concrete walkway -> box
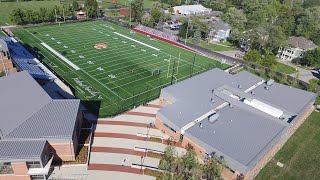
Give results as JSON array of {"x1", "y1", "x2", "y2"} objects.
[
  {"x1": 130, "y1": 106, "x2": 160, "y2": 114},
  {"x1": 92, "y1": 137, "x2": 186, "y2": 156},
  {"x1": 94, "y1": 124, "x2": 166, "y2": 138},
  {"x1": 49, "y1": 166, "x2": 155, "y2": 180},
  {"x1": 90, "y1": 152, "x2": 160, "y2": 168}
]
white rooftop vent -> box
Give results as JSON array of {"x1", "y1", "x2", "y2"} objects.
[
  {"x1": 251, "y1": 91, "x2": 255, "y2": 95},
  {"x1": 208, "y1": 113, "x2": 219, "y2": 124},
  {"x1": 210, "y1": 98, "x2": 215, "y2": 103},
  {"x1": 265, "y1": 86, "x2": 269, "y2": 90},
  {"x1": 267, "y1": 79, "x2": 275, "y2": 86},
  {"x1": 238, "y1": 84, "x2": 242, "y2": 89},
  {"x1": 229, "y1": 103, "x2": 233, "y2": 108},
  {"x1": 199, "y1": 123, "x2": 204, "y2": 129}
]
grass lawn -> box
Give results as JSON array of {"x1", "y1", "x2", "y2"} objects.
[
  {"x1": 273, "y1": 62, "x2": 297, "y2": 74},
  {"x1": 255, "y1": 111, "x2": 320, "y2": 180},
  {"x1": 0, "y1": 31, "x2": 6, "y2": 36},
  {"x1": 186, "y1": 38, "x2": 235, "y2": 52},
  {"x1": 0, "y1": 1, "x2": 62, "y2": 26},
  {"x1": 13, "y1": 21, "x2": 228, "y2": 117},
  {"x1": 316, "y1": 96, "x2": 320, "y2": 105}
]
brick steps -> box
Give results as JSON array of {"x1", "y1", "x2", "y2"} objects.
[
  {"x1": 96, "y1": 120, "x2": 156, "y2": 129},
  {"x1": 124, "y1": 112, "x2": 156, "y2": 117}
]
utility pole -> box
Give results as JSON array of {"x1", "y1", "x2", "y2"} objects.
[
  {"x1": 63, "y1": 6, "x2": 65, "y2": 23},
  {"x1": 185, "y1": 15, "x2": 191, "y2": 45},
  {"x1": 55, "y1": 9, "x2": 58, "y2": 23},
  {"x1": 129, "y1": 0, "x2": 132, "y2": 28}
]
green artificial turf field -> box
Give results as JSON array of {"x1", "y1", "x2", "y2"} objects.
[{"x1": 13, "y1": 21, "x2": 229, "y2": 116}]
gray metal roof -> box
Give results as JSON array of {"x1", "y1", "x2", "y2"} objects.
[
  {"x1": 186, "y1": 106, "x2": 286, "y2": 173},
  {"x1": 0, "y1": 71, "x2": 80, "y2": 140},
  {"x1": 158, "y1": 68, "x2": 317, "y2": 173},
  {"x1": 0, "y1": 71, "x2": 52, "y2": 138},
  {"x1": 5, "y1": 100, "x2": 80, "y2": 140},
  {"x1": 0, "y1": 140, "x2": 46, "y2": 162}
]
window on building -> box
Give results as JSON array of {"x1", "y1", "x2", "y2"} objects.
[
  {"x1": 31, "y1": 175, "x2": 45, "y2": 180},
  {"x1": 0, "y1": 162, "x2": 13, "y2": 174},
  {"x1": 179, "y1": 134, "x2": 184, "y2": 142},
  {"x1": 163, "y1": 123, "x2": 176, "y2": 133},
  {"x1": 27, "y1": 161, "x2": 41, "y2": 169}
]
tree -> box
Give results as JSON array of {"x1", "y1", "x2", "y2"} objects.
[
  {"x1": 295, "y1": 7, "x2": 320, "y2": 38},
  {"x1": 179, "y1": 147, "x2": 201, "y2": 179},
  {"x1": 178, "y1": 22, "x2": 193, "y2": 38},
  {"x1": 141, "y1": 13, "x2": 151, "y2": 26},
  {"x1": 85, "y1": 0, "x2": 98, "y2": 18},
  {"x1": 10, "y1": 9, "x2": 26, "y2": 25},
  {"x1": 205, "y1": 0, "x2": 227, "y2": 11},
  {"x1": 266, "y1": 25, "x2": 287, "y2": 52},
  {"x1": 261, "y1": 54, "x2": 277, "y2": 69},
  {"x1": 25, "y1": 10, "x2": 36, "y2": 24},
  {"x1": 72, "y1": 1, "x2": 79, "y2": 10},
  {"x1": 221, "y1": 7, "x2": 247, "y2": 32},
  {"x1": 244, "y1": 50, "x2": 261, "y2": 63},
  {"x1": 302, "y1": 48, "x2": 320, "y2": 66},
  {"x1": 131, "y1": 0, "x2": 144, "y2": 22},
  {"x1": 308, "y1": 79, "x2": 320, "y2": 93},
  {"x1": 150, "y1": 2, "x2": 163, "y2": 23},
  {"x1": 202, "y1": 156, "x2": 223, "y2": 180},
  {"x1": 168, "y1": 7, "x2": 174, "y2": 14},
  {"x1": 192, "y1": 29, "x2": 201, "y2": 45}
]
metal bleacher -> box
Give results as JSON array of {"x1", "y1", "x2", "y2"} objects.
[
  {"x1": 134, "y1": 25, "x2": 179, "y2": 42},
  {"x1": 0, "y1": 36, "x2": 56, "y2": 81}
]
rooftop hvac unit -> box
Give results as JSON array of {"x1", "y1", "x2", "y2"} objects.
[
  {"x1": 151, "y1": 68, "x2": 160, "y2": 76},
  {"x1": 267, "y1": 79, "x2": 275, "y2": 86},
  {"x1": 208, "y1": 113, "x2": 219, "y2": 124}
]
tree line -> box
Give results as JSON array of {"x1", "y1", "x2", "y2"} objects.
[
  {"x1": 10, "y1": 0, "x2": 98, "y2": 25},
  {"x1": 158, "y1": 145, "x2": 224, "y2": 180}
]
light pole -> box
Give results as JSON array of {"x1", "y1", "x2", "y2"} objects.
[
  {"x1": 129, "y1": 0, "x2": 132, "y2": 28},
  {"x1": 184, "y1": 15, "x2": 191, "y2": 45}
]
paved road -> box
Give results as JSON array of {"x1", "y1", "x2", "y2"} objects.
[{"x1": 278, "y1": 60, "x2": 319, "y2": 82}]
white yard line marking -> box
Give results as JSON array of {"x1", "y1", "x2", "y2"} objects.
[
  {"x1": 41, "y1": 42, "x2": 80, "y2": 70},
  {"x1": 113, "y1": 32, "x2": 160, "y2": 51}
]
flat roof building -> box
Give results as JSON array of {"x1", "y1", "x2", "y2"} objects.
[
  {"x1": 0, "y1": 71, "x2": 82, "y2": 180},
  {"x1": 155, "y1": 68, "x2": 316, "y2": 177},
  {"x1": 172, "y1": 5, "x2": 211, "y2": 15}
]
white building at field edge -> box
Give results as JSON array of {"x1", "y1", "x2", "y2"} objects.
[
  {"x1": 172, "y1": 5, "x2": 211, "y2": 15},
  {"x1": 277, "y1": 36, "x2": 318, "y2": 61}
]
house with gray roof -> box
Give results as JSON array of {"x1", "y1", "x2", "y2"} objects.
[
  {"x1": 155, "y1": 68, "x2": 316, "y2": 176},
  {"x1": 0, "y1": 71, "x2": 82, "y2": 180},
  {"x1": 278, "y1": 36, "x2": 318, "y2": 61},
  {"x1": 206, "y1": 17, "x2": 231, "y2": 42}
]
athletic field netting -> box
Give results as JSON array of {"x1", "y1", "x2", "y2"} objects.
[{"x1": 13, "y1": 21, "x2": 229, "y2": 116}]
